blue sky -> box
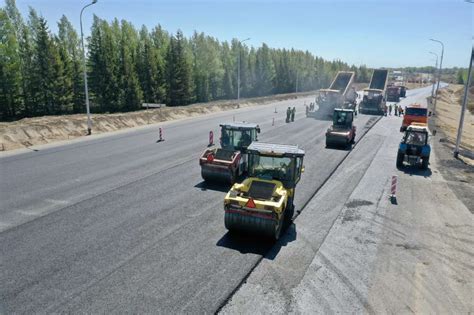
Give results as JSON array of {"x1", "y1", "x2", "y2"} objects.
[{"x1": 12, "y1": 0, "x2": 473, "y2": 68}]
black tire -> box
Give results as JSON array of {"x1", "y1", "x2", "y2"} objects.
[
  {"x1": 229, "y1": 170, "x2": 236, "y2": 185},
  {"x1": 397, "y1": 152, "x2": 404, "y2": 168},
  {"x1": 284, "y1": 201, "x2": 294, "y2": 229},
  {"x1": 421, "y1": 157, "x2": 429, "y2": 169},
  {"x1": 274, "y1": 211, "x2": 284, "y2": 240}
]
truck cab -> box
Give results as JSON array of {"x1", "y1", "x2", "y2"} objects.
[
  {"x1": 401, "y1": 104, "x2": 427, "y2": 132},
  {"x1": 386, "y1": 86, "x2": 401, "y2": 102}
]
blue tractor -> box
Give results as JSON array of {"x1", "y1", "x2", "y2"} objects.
[{"x1": 396, "y1": 124, "x2": 431, "y2": 169}]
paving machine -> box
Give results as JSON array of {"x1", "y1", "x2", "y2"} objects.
[
  {"x1": 359, "y1": 69, "x2": 388, "y2": 115},
  {"x1": 307, "y1": 71, "x2": 357, "y2": 119},
  {"x1": 397, "y1": 124, "x2": 431, "y2": 169},
  {"x1": 325, "y1": 108, "x2": 356, "y2": 148},
  {"x1": 224, "y1": 142, "x2": 305, "y2": 240},
  {"x1": 200, "y1": 122, "x2": 260, "y2": 184}
]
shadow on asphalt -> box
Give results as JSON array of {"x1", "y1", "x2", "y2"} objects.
[
  {"x1": 325, "y1": 144, "x2": 352, "y2": 151},
  {"x1": 397, "y1": 165, "x2": 432, "y2": 177},
  {"x1": 216, "y1": 223, "x2": 297, "y2": 260},
  {"x1": 194, "y1": 181, "x2": 230, "y2": 193}
]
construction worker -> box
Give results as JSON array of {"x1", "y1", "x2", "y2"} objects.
[
  {"x1": 291, "y1": 107, "x2": 296, "y2": 122},
  {"x1": 394, "y1": 104, "x2": 398, "y2": 116},
  {"x1": 240, "y1": 130, "x2": 251, "y2": 147},
  {"x1": 399, "y1": 105, "x2": 403, "y2": 116},
  {"x1": 383, "y1": 104, "x2": 388, "y2": 116},
  {"x1": 221, "y1": 130, "x2": 230, "y2": 147},
  {"x1": 388, "y1": 104, "x2": 392, "y2": 116},
  {"x1": 286, "y1": 107, "x2": 291, "y2": 123}
]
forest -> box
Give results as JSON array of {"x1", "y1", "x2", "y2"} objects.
[{"x1": 0, "y1": 0, "x2": 372, "y2": 121}]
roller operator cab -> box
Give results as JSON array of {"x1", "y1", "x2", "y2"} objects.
[
  {"x1": 199, "y1": 122, "x2": 260, "y2": 184},
  {"x1": 224, "y1": 142, "x2": 305, "y2": 240},
  {"x1": 397, "y1": 124, "x2": 431, "y2": 169},
  {"x1": 325, "y1": 108, "x2": 356, "y2": 149}
]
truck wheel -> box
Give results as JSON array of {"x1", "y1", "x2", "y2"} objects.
[
  {"x1": 421, "y1": 157, "x2": 429, "y2": 170},
  {"x1": 397, "y1": 152, "x2": 404, "y2": 168}
]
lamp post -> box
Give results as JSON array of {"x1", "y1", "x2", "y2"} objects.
[
  {"x1": 454, "y1": 0, "x2": 474, "y2": 157},
  {"x1": 429, "y1": 51, "x2": 438, "y2": 99},
  {"x1": 295, "y1": 70, "x2": 298, "y2": 93},
  {"x1": 454, "y1": 47, "x2": 473, "y2": 158},
  {"x1": 80, "y1": 0, "x2": 98, "y2": 135},
  {"x1": 430, "y1": 38, "x2": 444, "y2": 115},
  {"x1": 237, "y1": 38, "x2": 250, "y2": 100}
]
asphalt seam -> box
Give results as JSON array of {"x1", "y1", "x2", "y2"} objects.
[{"x1": 215, "y1": 115, "x2": 382, "y2": 314}]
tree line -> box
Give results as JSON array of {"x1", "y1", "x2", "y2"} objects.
[{"x1": 1, "y1": 0, "x2": 371, "y2": 121}]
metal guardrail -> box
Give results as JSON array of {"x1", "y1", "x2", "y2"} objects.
[{"x1": 142, "y1": 103, "x2": 166, "y2": 109}]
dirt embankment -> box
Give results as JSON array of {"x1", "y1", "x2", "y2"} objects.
[
  {"x1": 432, "y1": 84, "x2": 474, "y2": 164},
  {"x1": 0, "y1": 91, "x2": 316, "y2": 152},
  {"x1": 405, "y1": 82, "x2": 432, "y2": 90}
]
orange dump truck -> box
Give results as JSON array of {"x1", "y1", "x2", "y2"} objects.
[{"x1": 400, "y1": 103, "x2": 428, "y2": 132}]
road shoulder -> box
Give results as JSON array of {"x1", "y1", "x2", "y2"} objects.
[{"x1": 221, "y1": 113, "x2": 473, "y2": 313}]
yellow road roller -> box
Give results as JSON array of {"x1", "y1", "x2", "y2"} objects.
[{"x1": 224, "y1": 142, "x2": 305, "y2": 240}]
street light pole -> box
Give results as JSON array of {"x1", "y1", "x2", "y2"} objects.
[
  {"x1": 80, "y1": 0, "x2": 98, "y2": 135},
  {"x1": 237, "y1": 38, "x2": 250, "y2": 100},
  {"x1": 295, "y1": 70, "x2": 298, "y2": 93},
  {"x1": 429, "y1": 51, "x2": 438, "y2": 99},
  {"x1": 430, "y1": 38, "x2": 444, "y2": 115},
  {"x1": 454, "y1": 46, "x2": 474, "y2": 158}
]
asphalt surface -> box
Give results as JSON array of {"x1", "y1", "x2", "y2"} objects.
[
  {"x1": 1, "y1": 95, "x2": 380, "y2": 313},
  {"x1": 222, "y1": 84, "x2": 473, "y2": 314}
]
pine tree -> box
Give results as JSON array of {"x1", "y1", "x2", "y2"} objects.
[
  {"x1": 220, "y1": 42, "x2": 234, "y2": 99},
  {"x1": 88, "y1": 16, "x2": 121, "y2": 113},
  {"x1": 57, "y1": 15, "x2": 83, "y2": 113},
  {"x1": 166, "y1": 30, "x2": 194, "y2": 106},
  {"x1": 254, "y1": 43, "x2": 275, "y2": 96},
  {"x1": 29, "y1": 12, "x2": 66, "y2": 115},
  {"x1": 0, "y1": 8, "x2": 22, "y2": 120},
  {"x1": 137, "y1": 25, "x2": 165, "y2": 104},
  {"x1": 119, "y1": 20, "x2": 142, "y2": 111}
]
